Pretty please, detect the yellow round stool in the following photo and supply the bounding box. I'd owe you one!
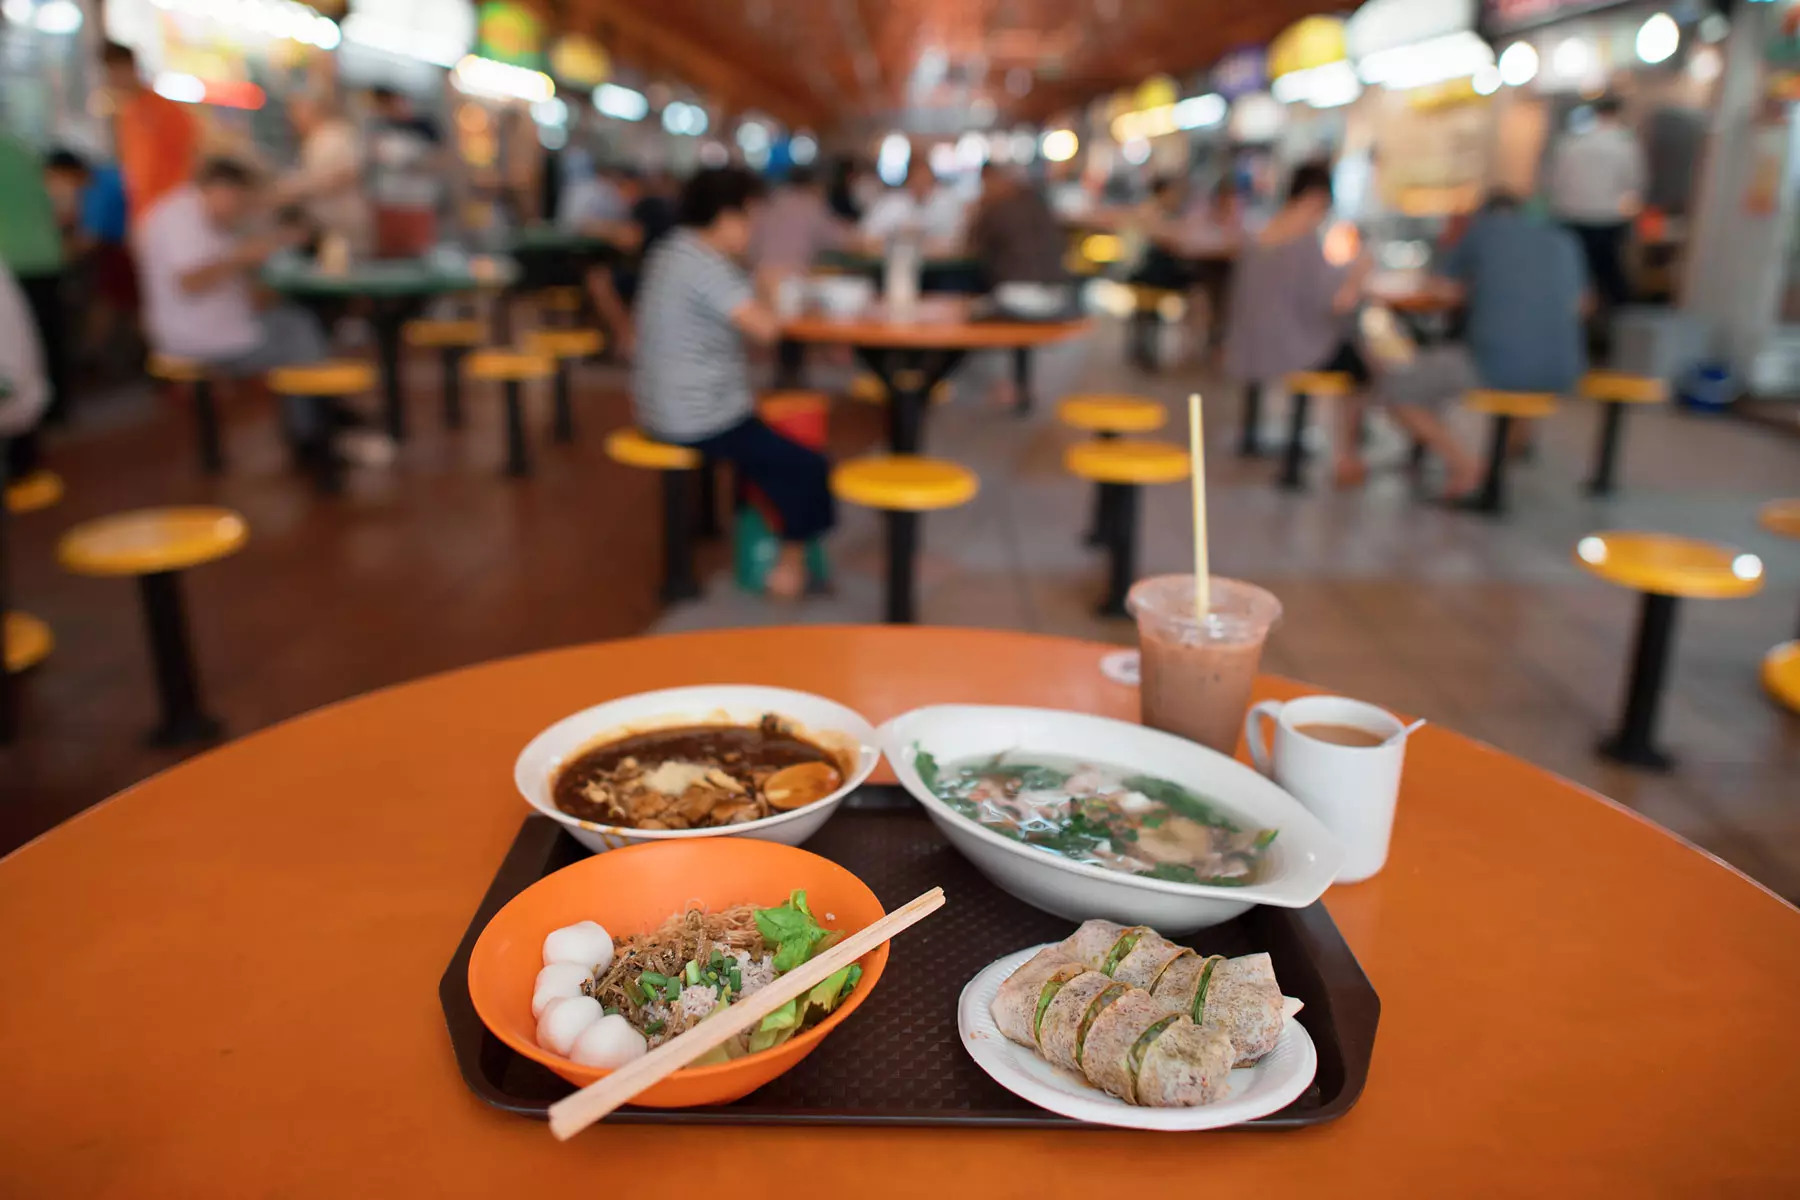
[149,353,227,475]
[1574,531,1765,770]
[1275,370,1355,491]
[1464,390,1560,514]
[1066,440,1190,617]
[537,286,585,327]
[467,350,554,478]
[1580,371,1666,497]
[526,328,605,446]
[4,610,52,674]
[1057,394,1168,435]
[605,430,705,603]
[265,361,378,493]
[831,456,978,624]
[1758,498,1800,712]
[405,319,486,431]
[59,506,249,745]
[5,469,63,515]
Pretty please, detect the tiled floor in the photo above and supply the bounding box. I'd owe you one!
[4,319,1798,899]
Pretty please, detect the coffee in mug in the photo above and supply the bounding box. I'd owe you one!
[1244,695,1409,883]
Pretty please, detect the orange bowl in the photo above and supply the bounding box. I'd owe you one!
[467,838,888,1108]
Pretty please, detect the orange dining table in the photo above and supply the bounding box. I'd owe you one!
[782,297,1089,452]
[3,626,1798,1197]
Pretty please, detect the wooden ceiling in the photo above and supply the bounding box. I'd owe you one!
[562,0,1341,130]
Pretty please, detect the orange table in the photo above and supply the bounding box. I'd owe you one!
[2,627,1798,1196]
[782,298,1089,451]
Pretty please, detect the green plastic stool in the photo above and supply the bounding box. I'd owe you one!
[733,505,828,594]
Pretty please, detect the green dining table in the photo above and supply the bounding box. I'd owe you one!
[262,255,519,442]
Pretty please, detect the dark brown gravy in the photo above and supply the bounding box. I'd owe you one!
[553,720,836,825]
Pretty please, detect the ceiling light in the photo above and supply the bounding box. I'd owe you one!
[1636,13,1679,65]
[1551,37,1593,80]
[1498,42,1539,87]
[1041,128,1078,162]
[789,133,818,164]
[1121,137,1149,165]
[593,83,648,121]
[1173,93,1227,130]
[1472,66,1501,96]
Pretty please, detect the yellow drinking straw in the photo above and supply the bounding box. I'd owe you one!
[1188,392,1210,622]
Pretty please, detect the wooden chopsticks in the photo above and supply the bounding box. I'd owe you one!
[547,886,947,1140]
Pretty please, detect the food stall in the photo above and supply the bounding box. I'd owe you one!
[1266,15,1358,173]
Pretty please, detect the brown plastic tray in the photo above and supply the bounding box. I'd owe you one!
[438,785,1379,1128]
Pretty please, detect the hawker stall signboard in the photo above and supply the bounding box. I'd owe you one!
[476,1,542,69]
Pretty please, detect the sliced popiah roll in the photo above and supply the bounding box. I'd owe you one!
[1058,920,1129,971]
[1149,950,1224,1013]
[1134,1019,1236,1107]
[991,948,1087,1049]
[1078,988,1172,1102]
[1197,952,1284,1067]
[1110,934,1190,990]
[1037,972,1128,1074]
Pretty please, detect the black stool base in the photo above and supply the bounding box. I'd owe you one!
[1096,482,1138,618]
[884,510,920,625]
[1276,391,1311,491]
[552,366,575,445]
[194,379,224,476]
[659,469,701,604]
[1584,402,1626,498]
[1238,382,1265,458]
[149,711,223,748]
[503,382,531,478]
[1596,734,1673,772]
[1473,414,1514,515]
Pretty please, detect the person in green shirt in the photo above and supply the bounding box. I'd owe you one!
[0,134,68,424]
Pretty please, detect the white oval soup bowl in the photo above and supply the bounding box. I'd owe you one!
[517,685,882,854]
[879,705,1344,933]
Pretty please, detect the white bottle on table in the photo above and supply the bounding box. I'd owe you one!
[884,232,920,319]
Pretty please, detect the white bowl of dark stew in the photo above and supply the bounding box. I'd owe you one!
[516,686,882,854]
[879,705,1343,932]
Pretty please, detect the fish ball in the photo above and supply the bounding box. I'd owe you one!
[570,1013,649,1070]
[542,920,614,972]
[532,962,592,1019]
[536,995,603,1056]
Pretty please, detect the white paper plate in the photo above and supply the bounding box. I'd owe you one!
[958,945,1318,1131]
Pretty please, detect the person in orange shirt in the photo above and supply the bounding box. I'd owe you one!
[103,42,198,223]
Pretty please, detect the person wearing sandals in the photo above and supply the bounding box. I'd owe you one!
[1224,163,1483,500]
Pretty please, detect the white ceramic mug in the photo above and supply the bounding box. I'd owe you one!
[1244,695,1406,884]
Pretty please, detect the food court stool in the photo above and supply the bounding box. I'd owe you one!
[1464,390,1558,515]
[1065,440,1190,617]
[1758,499,1800,713]
[525,327,605,445]
[1575,531,1764,770]
[831,457,978,625]
[403,318,485,430]
[538,285,585,326]
[1127,286,1183,372]
[58,506,248,746]
[1,458,60,741]
[1276,371,1354,491]
[605,429,704,603]
[1057,394,1168,546]
[5,468,63,515]
[266,360,379,494]
[467,350,554,478]
[1581,370,1667,497]
[149,353,224,476]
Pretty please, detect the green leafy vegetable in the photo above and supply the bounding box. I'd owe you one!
[1134,862,1254,887]
[913,746,940,792]
[1122,774,1241,831]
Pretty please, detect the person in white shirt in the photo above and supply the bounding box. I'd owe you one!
[1548,96,1645,317]
[859,164,968,254]
[136,158,389,475]
[0,260,49,480]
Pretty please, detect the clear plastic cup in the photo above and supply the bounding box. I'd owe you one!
[1127,575,1283,755]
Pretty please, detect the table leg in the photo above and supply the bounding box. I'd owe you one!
[1012,347,1033,417]
[441,349,464,430]
[552,363,575,444]
[1474,414,1513,515]
[1238,381,1264,458]
[1277,390,1311,491]
[138,571,222,746]
[885,509,919,625]
[776,338,806,390]
[376,311,406,443]
[859,347,963,454]
[1598,592,1679,771]
[502,382,530,478]
[1584,402,1626,498]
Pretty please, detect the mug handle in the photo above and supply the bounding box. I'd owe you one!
[1244,700,1284,776]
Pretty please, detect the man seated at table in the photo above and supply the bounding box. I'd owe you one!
[633,167,833,601]
[136,157,392,469]
[860,161,968,258]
